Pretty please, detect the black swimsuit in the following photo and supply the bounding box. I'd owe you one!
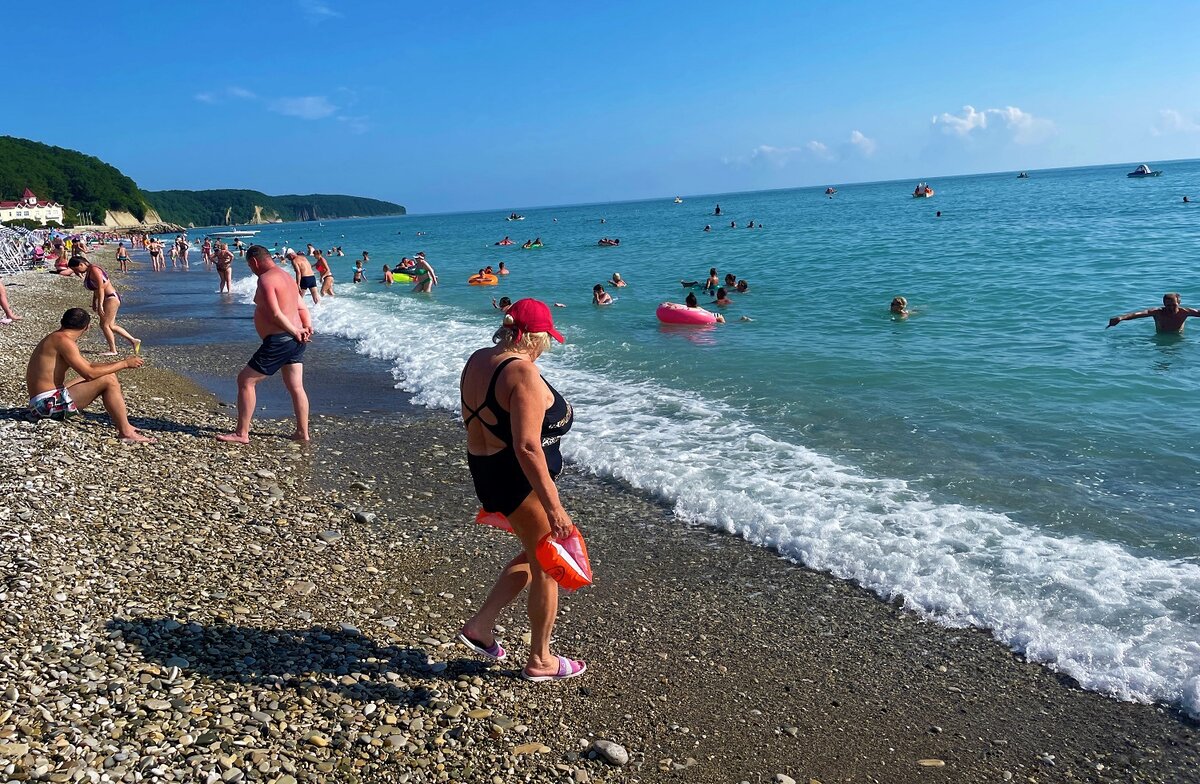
[463,357,574,516]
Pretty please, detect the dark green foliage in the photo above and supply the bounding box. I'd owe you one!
[0,136,148,222]
[145,189,406,226]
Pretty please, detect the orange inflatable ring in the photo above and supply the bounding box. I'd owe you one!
[475,509,593,591]
[468,274,499,286]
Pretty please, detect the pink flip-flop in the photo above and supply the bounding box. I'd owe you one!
[522,655,587,683]
[457,632,507,662]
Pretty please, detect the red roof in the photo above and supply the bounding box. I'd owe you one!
[22,188,35,200]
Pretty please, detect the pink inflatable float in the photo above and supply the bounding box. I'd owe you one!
[656,301,718,325]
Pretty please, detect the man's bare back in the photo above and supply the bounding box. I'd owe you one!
[254,265,308,340]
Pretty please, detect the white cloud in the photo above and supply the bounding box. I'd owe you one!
[932,104,1053,144]
[848,129,876,156]
[195,86,257,104]
[299,0,340,22]
[805,140,833,160]
[1153,109,1200,136]
[337,115,371,134]
[269,96,338,120]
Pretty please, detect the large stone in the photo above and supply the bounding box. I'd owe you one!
[590,740,629,767]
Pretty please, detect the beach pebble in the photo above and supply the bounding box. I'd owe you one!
[773,775,796,784]
[318,530,343,544]
[590,740,629,766]
[917,759,945,767]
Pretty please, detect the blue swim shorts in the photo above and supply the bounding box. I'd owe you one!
[247,333,306,376]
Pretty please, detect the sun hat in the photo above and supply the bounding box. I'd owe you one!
[507,298,564,343]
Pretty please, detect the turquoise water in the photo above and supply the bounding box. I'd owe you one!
[225,160,1200,715]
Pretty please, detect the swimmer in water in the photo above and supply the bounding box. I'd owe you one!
[611,272,626,288]
[498,261,509,276]
[735,280,749,293]
[703,225,711,232]
[592,284,613,305]
[714,287,732,306]
[492,296,512,312]
[382,264,393,285]
[890,296,909,319]
[1107,292,1200,333]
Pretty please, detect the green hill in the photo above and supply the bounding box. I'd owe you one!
[146,189,406,227]
[0,136,149,224]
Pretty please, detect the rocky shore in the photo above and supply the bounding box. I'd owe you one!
[1,253,1198,783]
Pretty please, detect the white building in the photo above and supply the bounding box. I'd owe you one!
[0,188,65,225]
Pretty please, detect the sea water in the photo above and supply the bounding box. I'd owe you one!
[224,160,1200,716]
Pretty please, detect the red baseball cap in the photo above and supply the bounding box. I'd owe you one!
[507,298,564,343]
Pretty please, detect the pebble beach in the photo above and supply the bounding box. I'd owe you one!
[2,249,1199,784]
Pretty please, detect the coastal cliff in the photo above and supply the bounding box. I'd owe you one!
[146,189,406,227]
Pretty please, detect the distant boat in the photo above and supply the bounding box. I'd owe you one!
[506,215,525,221]
[825,187,837,195]
[912,183,934,198]
[1127,164,1163,178]
[207,229,259,238]
[1017,172,1030,179]
[674,196,683,203]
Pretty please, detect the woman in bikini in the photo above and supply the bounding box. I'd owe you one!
[67,256,140,355]
[457,299,585,682]
[214,242,235,293]
[314,250,336,297]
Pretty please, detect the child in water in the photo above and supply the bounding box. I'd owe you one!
[890,296,910,319]
[354,261,364,283]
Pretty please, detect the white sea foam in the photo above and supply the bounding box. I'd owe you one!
[312,292,1200,718]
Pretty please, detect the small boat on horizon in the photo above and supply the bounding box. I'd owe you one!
[207,229,260,238]
[674,196,683,203]
[506,213,526,221]
[912,183,934,198]
[825,187,837,196]
[1127,164,1163,178]
[1017,172,1030,179]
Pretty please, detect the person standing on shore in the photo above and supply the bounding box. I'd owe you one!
[201,237,213,268]
[115,242,131,272]
[217,245,312,444]
[458,299,585,682]
[1107,292,1200,333]
[26,308,153,442]
[67,257,140,356]
[287,249,320,305]
[215,241,234,294]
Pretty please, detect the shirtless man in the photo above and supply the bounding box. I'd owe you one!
[287,248,321,305]
[217,245,313,444]
[1107,292,1200,333]
[25,308,153,442]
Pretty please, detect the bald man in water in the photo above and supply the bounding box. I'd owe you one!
[1107,292,1200,333]
[217,245,313,444]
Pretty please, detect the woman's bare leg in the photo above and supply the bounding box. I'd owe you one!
[105,300,138,348]
[462,552,532,645]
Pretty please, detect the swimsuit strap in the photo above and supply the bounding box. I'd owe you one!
[462,356,523,442]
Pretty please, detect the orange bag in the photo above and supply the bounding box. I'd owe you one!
[474,509,593,592]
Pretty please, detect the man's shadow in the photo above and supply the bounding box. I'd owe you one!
[107,618,487,707]
[0,407,215,437]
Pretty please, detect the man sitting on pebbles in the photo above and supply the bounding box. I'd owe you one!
[25,308,154,443]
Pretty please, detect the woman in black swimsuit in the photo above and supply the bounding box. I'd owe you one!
[458,299,585,682]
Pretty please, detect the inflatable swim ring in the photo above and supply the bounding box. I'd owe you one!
[391,272,414,283]
[468,273,499,286]
[475,510,593,591]
[656,302,717,325]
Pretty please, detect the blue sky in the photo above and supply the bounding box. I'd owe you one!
[4,1,1199,213]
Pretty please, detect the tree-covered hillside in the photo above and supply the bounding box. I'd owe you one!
[0,136,148,223]
[146,190,406,226]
